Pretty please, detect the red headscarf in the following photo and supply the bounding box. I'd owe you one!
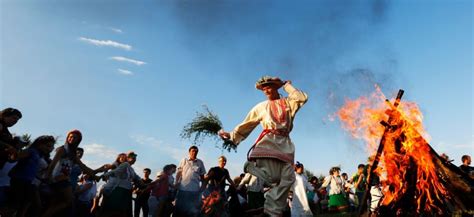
[67,129,82,144]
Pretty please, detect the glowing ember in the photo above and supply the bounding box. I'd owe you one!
[336,86,448,214]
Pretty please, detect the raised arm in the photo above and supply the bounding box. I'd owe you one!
[320,176,331,189]
[238,173,252,188]
[283,81,308,117]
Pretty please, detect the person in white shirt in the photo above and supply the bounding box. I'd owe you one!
[320,167,349,213]
[174,146,206,217]
[100,151,142,217]
[291,161,313,217]
[238,172,264,211]
[219,76,308,216]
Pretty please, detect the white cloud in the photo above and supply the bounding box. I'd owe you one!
[83,143,119,159]
[78,37,132,51]
[117,68,134,76]
[81,143,121,170]
[109,56,146,66]
[108,27,123,34]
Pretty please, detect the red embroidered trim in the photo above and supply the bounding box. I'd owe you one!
[269,99,287,124]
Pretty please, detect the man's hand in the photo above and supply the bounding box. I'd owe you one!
[218,130,230,140]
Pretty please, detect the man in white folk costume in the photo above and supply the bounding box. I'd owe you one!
[219,76,308,216]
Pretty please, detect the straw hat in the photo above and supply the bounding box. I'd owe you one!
[255,76,284,90]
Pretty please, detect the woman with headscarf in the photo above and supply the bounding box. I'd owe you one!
[42,130,96,217]
[100,152,143,217]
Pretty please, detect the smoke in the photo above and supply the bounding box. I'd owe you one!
[167,0,398,114]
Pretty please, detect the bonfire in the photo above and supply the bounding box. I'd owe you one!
[336,86,474,216]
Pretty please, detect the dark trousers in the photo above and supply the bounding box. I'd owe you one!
[134,197,149,217]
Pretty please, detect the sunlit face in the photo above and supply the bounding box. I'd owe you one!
[67,133,81,146]
[296,166,304,174]
[3,115,20,127]
[218,157,227,168]
[189,148,198,160]
[262,85,280,100]
[465,156,472,165]
[333,170,340,176]
[119,154,127,163]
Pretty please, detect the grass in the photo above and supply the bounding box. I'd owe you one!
[181,105,237,152]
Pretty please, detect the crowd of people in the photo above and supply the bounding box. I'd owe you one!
[1,75,473,217]
[0,107,473,217]
[0,106,377,217]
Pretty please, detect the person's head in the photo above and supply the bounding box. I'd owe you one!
[0,108,22,127]
[218,156,227,168]
[255,76,282,100]
[357,164,365,174]
[127,151,137,165]
[295,161,304,174]
[76,147,84,159]
[116,153,127,164]
[341,173,348,180]
[143,168,151,179]
[31,135,56,155]
[163,164,177,176]
[82,173,95,182]
[329,167,341,176]
[188,146,199,160]
[309,176,319,186]
[462,155,471,165]
[66,129,82,147]
[262,85,280,100]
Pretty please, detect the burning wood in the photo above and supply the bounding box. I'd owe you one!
[336,87,474,216]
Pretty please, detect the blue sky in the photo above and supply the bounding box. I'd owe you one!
[1,0,472,178]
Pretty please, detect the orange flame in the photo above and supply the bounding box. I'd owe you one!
[336,86,448,214]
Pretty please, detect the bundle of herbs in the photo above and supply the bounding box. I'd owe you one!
[181,106,237,152]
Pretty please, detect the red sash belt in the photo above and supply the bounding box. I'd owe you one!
[247,129,289,161]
